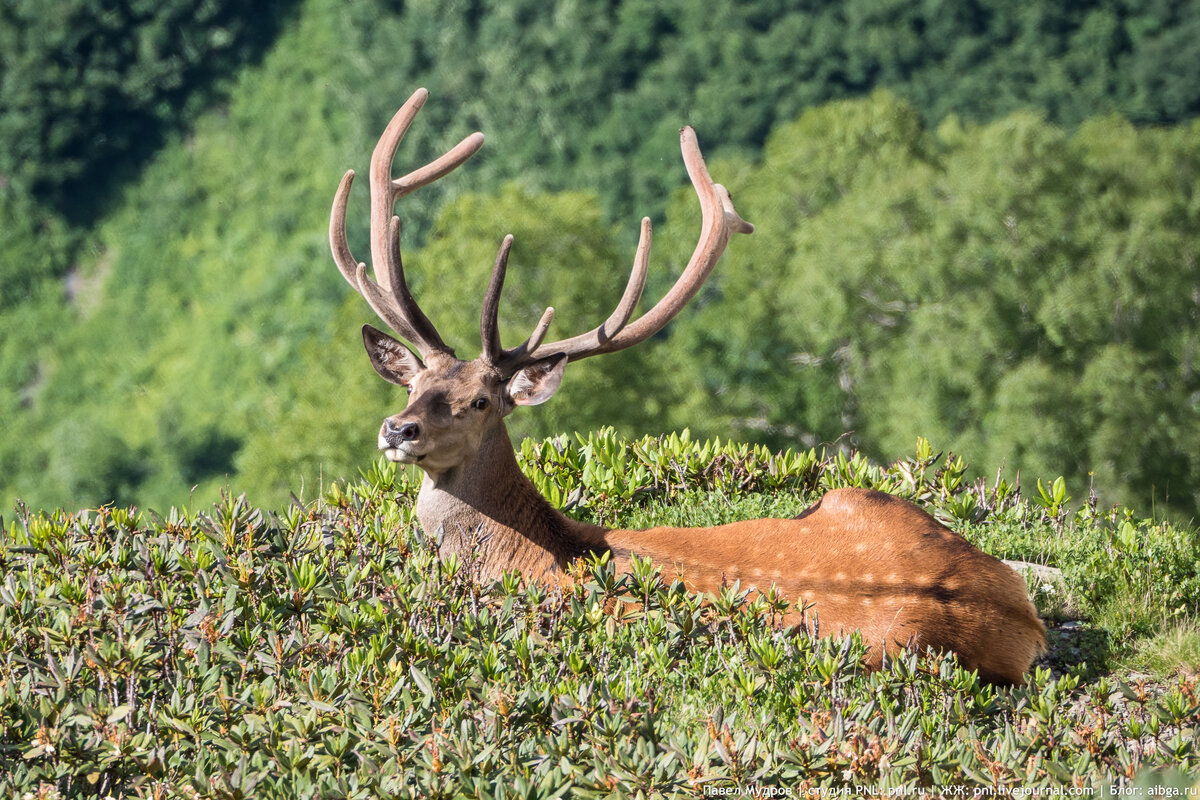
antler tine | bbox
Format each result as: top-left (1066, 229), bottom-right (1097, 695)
top-left (480, 235), bottom-right (514, 367)
top-left (394, 131), bottom-right (486, 199)
top-left (480, 235), bottom-right (561, 368)
top-left (331, 87), bottom-right (485, 359)
top-left (330, 169), bottom-right (362, 289)
top-left (354, 263), bottom-right (425, 345)
top-left (495, 126), bottom-right (751, 375)
top-left (523, 307), bottom-right (556, 353)
top-left (605, 216), bottom-right (652, 335)
top-left (381, 215), bottom-right (448, 350)
top-left (366, 89), bottom-right (425, 296)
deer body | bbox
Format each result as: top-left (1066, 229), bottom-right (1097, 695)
top-left (612, 495), bottom-right (1043, 685)
top-left (412, 415), bottom-right (1043, 684)
top-left (330, 88), bottom-right (1046, 685)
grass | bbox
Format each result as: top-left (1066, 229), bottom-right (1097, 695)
top-left (1, 430), bottom-right (1198, 796)
top-left (1136, 623), bottom-right (1200, 678)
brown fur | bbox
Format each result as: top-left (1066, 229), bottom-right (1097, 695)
top-left (607, 489), bottom-right (1045, 684)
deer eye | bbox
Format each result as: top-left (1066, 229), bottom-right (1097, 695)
top-left (471, 397), bottom-right (490, 411)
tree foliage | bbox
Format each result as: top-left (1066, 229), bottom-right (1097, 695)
top-left (2, 0), bottom-right (1200, 518)
top-left (4, 0), bottom-right (1198, 218)
top-left (0, 0), bottom-right (297, 210)
top-left (665, 93), bottom-right (1200, 515)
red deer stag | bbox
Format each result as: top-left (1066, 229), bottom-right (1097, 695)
top-left (329, 88), bottom-right (1046, 684)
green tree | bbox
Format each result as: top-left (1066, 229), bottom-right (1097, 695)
top-left (6, 0), bottom-right (1200, 515)
top-left (0, 0), bottom-right (297, 210)
top-left (665, 94), bottom-right (1200, 517)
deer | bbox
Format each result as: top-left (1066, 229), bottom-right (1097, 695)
top-left (329, 88), bottom-right (1046, 684)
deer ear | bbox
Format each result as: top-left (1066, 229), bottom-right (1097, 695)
top-left (508, 355), bottom-right (567, 406)
top-left (362, 324), bottom-right (424, 387)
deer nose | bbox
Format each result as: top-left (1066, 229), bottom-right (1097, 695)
top-left (383, 418), bottom-right (420, 443)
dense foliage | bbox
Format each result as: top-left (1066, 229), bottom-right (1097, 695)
top-left (3, 432), bottom-right (1199, 795)
top-left (0, 0), bottom-right (296, 210)
top-left (5, 0), bottom-right (1198, 215)
top-left (2, 0), bottom-right (1200, 517)
top-left (664, 93), bottom-right (1200, 520)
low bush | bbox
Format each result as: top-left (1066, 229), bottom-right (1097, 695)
top-left (1, 432), bottom-right (1197, 795)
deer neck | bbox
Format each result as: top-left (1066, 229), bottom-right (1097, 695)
top-left (414, 423), bottom-right (608, 580)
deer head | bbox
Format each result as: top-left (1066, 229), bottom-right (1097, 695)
top-left (329, 88), bottom-right (753, 480)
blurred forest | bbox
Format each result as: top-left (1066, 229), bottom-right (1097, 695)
top-left (1, 0), bottom-right (1198, 517)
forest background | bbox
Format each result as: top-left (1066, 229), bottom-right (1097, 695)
top-left (2, 0), bottom-right (1199, 520)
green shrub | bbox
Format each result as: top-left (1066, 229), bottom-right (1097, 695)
top-left (2, 432), bottom-right (1197, 795)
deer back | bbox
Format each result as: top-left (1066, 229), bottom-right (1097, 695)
top-left (606, 488), bottom-right (1045, 684)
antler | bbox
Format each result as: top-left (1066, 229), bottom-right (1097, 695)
top-left (330, 87), bottom-right (484, 358)
top-left (333, 90), bottom-right (752, 372)
top-left (482, 125), bottom-right (754, 376)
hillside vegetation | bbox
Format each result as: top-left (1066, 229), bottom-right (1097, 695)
top-left (3, 432), bottom-right (1199, 795)
top-left (2, 0), bottom-right (1199, 518)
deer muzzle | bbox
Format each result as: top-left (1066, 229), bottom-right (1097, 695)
top-left (379, 417), bottom-right (423, 462)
